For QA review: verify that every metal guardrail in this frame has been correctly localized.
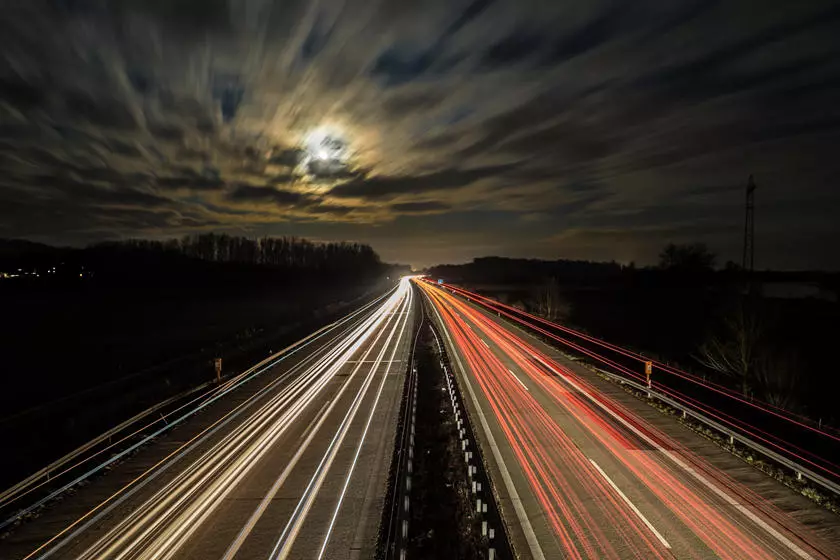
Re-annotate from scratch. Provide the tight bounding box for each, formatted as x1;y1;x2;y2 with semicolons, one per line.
380;324;419;560
594;368;840;498
0;380;213;509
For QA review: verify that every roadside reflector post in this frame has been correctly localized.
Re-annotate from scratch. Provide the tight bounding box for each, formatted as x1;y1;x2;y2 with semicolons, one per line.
645;361;652;397
214;357;223;384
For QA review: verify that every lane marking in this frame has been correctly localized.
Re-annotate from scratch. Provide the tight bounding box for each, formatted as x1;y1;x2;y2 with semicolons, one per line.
506;369;530;392
589;459;671;550
345;359;403;363
424;292;546;560
481;339;490;349
528;352;815;560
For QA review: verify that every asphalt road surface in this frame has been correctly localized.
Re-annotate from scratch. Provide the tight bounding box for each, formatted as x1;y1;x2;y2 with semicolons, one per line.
419;279;840;560
3;277;415;560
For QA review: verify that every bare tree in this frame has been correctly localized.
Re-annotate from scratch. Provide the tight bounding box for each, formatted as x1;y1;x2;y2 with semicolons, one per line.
696;303;761;395
533;277;570;321
753;349;802;411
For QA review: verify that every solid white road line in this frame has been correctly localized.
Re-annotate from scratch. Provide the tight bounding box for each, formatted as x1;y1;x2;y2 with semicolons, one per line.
589;459;671;550
506;368;530;391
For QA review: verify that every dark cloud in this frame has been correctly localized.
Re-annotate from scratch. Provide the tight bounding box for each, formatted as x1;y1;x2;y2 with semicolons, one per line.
156;176;225;191
328;163;521;200
1;0;840;268
148;123;187;142
269;149;305;168
62;91;141;130
391;201;451;213
381;90;447;119
540;9;620;66
126;0;232;35
301;13;336;62
213;78;245;123
371;0;492;86
306;203;355;216
481;31;546;68
225;184;311;207
156;168;225;191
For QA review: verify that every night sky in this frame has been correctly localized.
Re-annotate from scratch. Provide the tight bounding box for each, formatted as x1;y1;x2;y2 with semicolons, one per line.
2;0;839;269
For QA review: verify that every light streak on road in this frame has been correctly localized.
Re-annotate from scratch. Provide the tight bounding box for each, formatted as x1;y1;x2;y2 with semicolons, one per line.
418;280;836;560
22;278;415;560
444;282;840;464
315;288;414;559
267;286;413;560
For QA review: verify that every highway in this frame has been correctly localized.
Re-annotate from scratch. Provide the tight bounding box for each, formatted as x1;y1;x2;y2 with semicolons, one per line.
418;279;840;560
3;277;415;560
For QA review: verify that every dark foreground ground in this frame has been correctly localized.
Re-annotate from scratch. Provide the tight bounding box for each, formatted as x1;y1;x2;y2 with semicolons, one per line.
378;311;512;559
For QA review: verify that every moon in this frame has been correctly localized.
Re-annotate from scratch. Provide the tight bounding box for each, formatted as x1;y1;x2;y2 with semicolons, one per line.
304;126;347;164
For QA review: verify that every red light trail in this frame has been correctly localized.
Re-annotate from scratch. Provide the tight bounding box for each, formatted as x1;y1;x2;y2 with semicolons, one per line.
443;282;840;440
418;280;835;560
434;282;840;480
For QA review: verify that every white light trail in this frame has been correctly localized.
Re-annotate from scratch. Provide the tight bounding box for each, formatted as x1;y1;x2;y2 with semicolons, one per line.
40;280;414;560
267;280;412;560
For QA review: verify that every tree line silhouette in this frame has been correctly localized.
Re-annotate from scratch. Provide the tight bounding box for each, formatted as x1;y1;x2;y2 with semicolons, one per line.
95;234;381;272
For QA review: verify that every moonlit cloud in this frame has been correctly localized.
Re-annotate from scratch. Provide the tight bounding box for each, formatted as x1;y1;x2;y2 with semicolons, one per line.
2;0;840;268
